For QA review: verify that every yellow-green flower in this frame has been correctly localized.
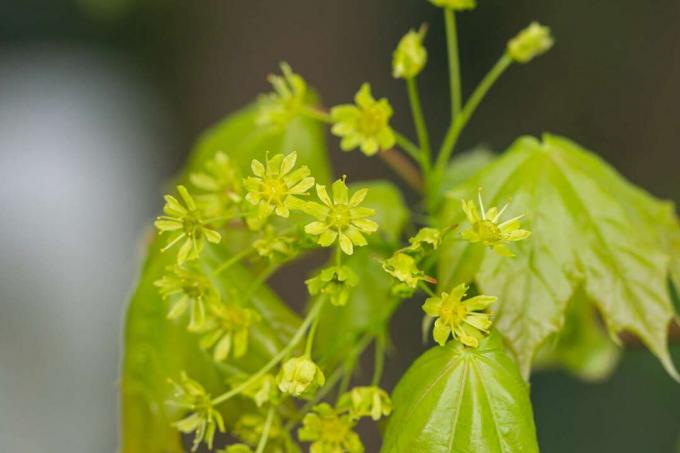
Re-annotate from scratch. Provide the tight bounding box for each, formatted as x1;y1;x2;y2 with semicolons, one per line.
382;252;429;289
507;22;554;63
306;265;359;306
155;185;222;264
429;0;476;11
244;151;315;219
298;403;364;453
257;62;308;127
168;372;225;452
154;265;219;331
304;179;378;255
460;192;531;257
277;355;325;398
337;386;392;421
235;373;279;407
422;283;496;348
252;225;300;263
407;227;442;254
330;83;396;156
198;303;260;362
392;25;428;79
189;151;243;219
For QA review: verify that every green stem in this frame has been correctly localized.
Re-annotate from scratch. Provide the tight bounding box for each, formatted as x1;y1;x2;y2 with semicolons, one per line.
406;77;431;172
211;299;325;406
255;406;276;453
445;9;462;119
434;53;513;175
371;334;386;386
393;131;423;164
419;281;436;297
304;305;323;357
300;105;332;123
211;248;254;276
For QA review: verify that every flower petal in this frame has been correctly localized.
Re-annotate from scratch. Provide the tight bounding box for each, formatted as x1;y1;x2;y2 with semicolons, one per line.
432;319;451;346
280;151;298;176
349;188;368;207
339;233;354;255
316;184;332;206
251;159;265;177
317;229;338;247
421;297;442;316
305;221;328;235
332;179;349;205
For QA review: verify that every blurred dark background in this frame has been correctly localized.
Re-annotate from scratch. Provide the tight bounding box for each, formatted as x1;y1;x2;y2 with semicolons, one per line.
0;0;678;451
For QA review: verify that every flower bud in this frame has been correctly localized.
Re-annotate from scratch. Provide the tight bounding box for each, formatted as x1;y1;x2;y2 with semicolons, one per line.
507;22;554;63
337;386;393;421
276;356;325;397
429;0;476;11
392;25;428;79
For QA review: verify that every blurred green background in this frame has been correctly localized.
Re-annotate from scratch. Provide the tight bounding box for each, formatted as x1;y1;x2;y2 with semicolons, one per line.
0;0;678;451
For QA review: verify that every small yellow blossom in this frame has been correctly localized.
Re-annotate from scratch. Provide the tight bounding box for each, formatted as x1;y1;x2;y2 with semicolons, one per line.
235;373;279;407
257;62;308;127
304;179;378;255
168;372;225;451
330;83;396;156
422;283;496;348
189;152;243;219
392;25;428;79
277;355;326;398
382;252;430;289
155;185;221;264
407;227;442;254
244;151;315;219
298;403;364;453
198;303;260;362
252;225;300;263
337;386;392;421
460;192;531;257
306;265;359;306
507;22;554;63
429;0;476;11
154;265;218;331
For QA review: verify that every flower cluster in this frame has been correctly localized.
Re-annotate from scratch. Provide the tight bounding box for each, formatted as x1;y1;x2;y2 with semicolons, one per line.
257;62;309;127
189;151;243;220
298;403;364;453
331;83;396;156
198;303;261;362
306;264;359;307
337;386;392;421
168;372;225;451
382;227;441;295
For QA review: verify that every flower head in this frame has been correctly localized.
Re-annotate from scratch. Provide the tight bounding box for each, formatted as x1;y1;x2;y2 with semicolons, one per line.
392;25;428;79
406;227;442;254
330;83;396;156
198;303;260;362
168;372;225;451
304;179;378;255
189;152;243;219
298;403;364;453
154;265;219;331
429;0;476;11
507;22;554;63
155;185;222;263
235;373;279;407
277;355;325;398
244;151;315;219
257;62;308;127
382;252;430;289
337;386;392;421
306;265;359;306
422;283;496;348
460;192;531;257
252;225;300;263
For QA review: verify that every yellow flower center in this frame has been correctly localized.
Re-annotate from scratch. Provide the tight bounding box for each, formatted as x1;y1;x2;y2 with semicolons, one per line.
327;204;351;230
262;177;288;201
474;219;502;244
183;217;203;239
439;300;467;328
320;416;350;443
358;105;386;136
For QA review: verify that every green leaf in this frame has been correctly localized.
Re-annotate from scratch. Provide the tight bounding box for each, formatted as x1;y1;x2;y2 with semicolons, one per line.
187;102;331;183
533;287;621;382
120;101;328;451
313;181;410;367
438;134;680;379
381;332;539;453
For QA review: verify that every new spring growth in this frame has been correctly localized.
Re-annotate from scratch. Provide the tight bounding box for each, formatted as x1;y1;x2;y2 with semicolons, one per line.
306;265;359;307
429;0;476;11
257;62;308;127
331;83;396;156
168;372;225;452
422;283;496;348
198;303;260;362
189;151;243;219
276;355;326;398
298;403;364;453
507;22;554;63
244;151;315;220
155;185;222;264
337;386;393;421
383;227;441;289
461;191;531;257
154;264;219;331
392;25;428;79
304;178;378;255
